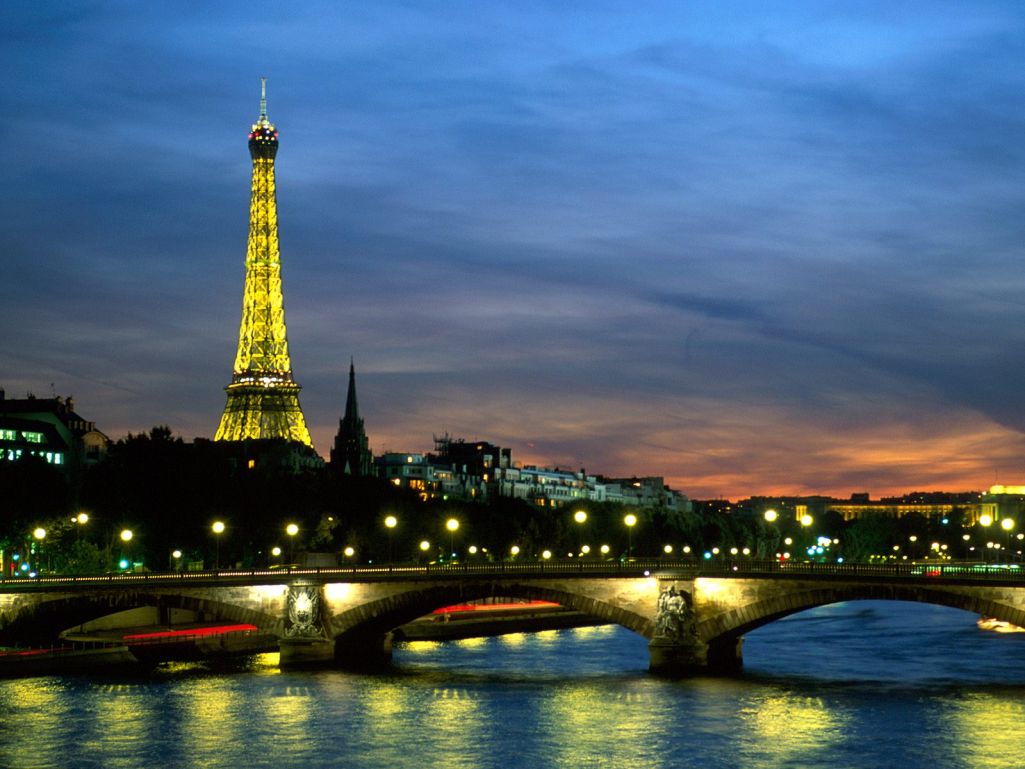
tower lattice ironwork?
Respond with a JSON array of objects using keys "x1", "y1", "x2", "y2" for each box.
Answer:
[{"x1": 215, "y1": 78, "x2": 313, "y2": 446}]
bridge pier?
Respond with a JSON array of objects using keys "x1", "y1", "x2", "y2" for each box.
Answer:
[
  {"x1": 278, "y1": 638, "x2": 336, "y2": 667},
  {"x1": 278, "y1": 582, "x2": 334, "y2": 668},
  {"x1": 648, "y1": 580, "x2": 745, "y2": 676},
  {"x1": 648, "y1": 632, "x2": 743, "y2": 676}
]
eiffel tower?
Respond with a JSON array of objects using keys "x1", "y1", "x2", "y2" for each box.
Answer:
[{"x1": 214, "y1": 78, "x2": 313, "y2": 447}]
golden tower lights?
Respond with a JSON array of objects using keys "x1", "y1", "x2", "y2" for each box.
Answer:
[{"x1": 215, "y1": 78, "x2": 313, "y2": 446}]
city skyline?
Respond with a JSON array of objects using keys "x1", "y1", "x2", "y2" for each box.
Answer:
[{"x1": 3, "y1": 2, "x2": 1025, "y2": 498}]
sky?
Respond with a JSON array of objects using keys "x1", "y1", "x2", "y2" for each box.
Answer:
[{"x1": 3, "y1": 1, "x2": 1025, "y2": 499}]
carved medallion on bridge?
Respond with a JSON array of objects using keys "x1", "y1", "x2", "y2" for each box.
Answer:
[
  {"x1": 285, "y1": 584, "x2": 323, "y2": 639},
  {"x1": 653, "y1": 583, "x2": 695, "y2": 643}
]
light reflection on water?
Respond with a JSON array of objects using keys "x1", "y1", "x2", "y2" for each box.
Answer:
[{"x1": 2, "y1": 602, "x2": 1025, "y2": 769}]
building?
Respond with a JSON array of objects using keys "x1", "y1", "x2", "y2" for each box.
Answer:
[
  {"x1": 493, "y1": 465, "x2": 689, "y2": 511},
  {"x1": 330, "y1": 361, "x2": 373, "y2": 476},
  {"x1": 374, "y1": 452, "x2": 489, "y2": 501},
  {"x1": 214, "y1": 78, "x2": 313, "y2": 448},
  {"x1": 740, "y1": 492, "x2": 983, "y2": 523},
  {"x1": 0, "y1": 392, "x2": 108, "y2": 474},
  {"x1": 978, "y1": 485, "x2": 1025, "y2": 526}
]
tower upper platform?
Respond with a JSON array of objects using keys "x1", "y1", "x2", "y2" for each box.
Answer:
[{"x1": 248, "y1": 76, "x2": 278, "y2": 159}]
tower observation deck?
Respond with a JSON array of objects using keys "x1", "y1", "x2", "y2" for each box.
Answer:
[{"x1": 214, "y1": 78, "x2": 313, "y2": 447}]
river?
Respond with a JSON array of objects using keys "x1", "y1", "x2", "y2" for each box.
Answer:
[{"x1": 1, "y1": 600, "x2": 1024, "y2": 768}]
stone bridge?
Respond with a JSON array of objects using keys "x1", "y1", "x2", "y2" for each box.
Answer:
[{"x1": 2, "y1": 561, "x2": 1024, "y2": 674}]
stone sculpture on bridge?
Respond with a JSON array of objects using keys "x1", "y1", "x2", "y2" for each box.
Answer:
[
  {"x1": 285, "y1": 584, "x2": 322, "y2": 639},
  {"x1": 653, "y1": 583, "x2": 694, "y2": 643}
]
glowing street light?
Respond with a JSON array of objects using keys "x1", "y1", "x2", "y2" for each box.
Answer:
[
  {"x1": 573, "y1": 510, "x2": 589, "y2": 554},
  {"x1": 663, "y1": 544, "x2": 673, "y2": 556},
  {"x1": 542, "y1": 550, "x2": 552, "y2": 560},
  {"x1": 32, "y1": 527, "x2": 46, "y2": 573},
  {"x1": 624, "y1": 514, "x2": 637, "y2": 557},
  {"x1": 600, "y1": 544, "x2": 610, "y2": 557},
  {"x1": 800, "y1": 514, "x2": 814, "y2": 527},
  {"x1": 763, "y1": 509, "x2": 778, "y2": 523},
  {"x1": 286, "y1": 523, "x2": 299, "y2": 563},
  {"x1": 211, "y1": 520, "x2": 226, "y2": 570},
  {"x1": 343, "y1": 546, "x2": 355, "y2": 559},
  {"x1": 445, "y1": 518, "x2": 460, "y2": 559},
  {"x1": 120, "y1": 529, "x2": 134, "y2": 572},
  {"x1": 1001, "y1": 518, "x2": 1016, "y2": 554},
  {"x1": 510, "y1": 545, "x2": 521, "y2": 559},
  {"x1": 419, "y1": 540, "x2": 431, "y2": 563},
  {"x1": 385, "y1": 515, "x2": 398, "y2": 562},
  {"x1": 75, "y1": 512, "x2": 89, "y2": 525},
  {"x1": 979, "y1": 513, "x2": 993, "y2": 527}
]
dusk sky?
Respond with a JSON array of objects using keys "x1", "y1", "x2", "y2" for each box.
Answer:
[{"x1": 3, "y1": 2, "x2": 1025, "y2": 499}]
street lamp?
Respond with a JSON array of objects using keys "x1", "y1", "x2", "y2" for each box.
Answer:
[
  {"x1": 763, "y1": 509, "x2": 778, "y2": 523},
  {"x1": 384, "y1": 515, "x2": 398, "y2": 562},
  {"x1": 286, "y1": 523, "x2": 299, "y2": 564},
  {"x1": 172, "y1": 549, "x2": 183, "y2": 571},
  {"x1": 32, "y1": 528, "x2": 46, "y2": 573},
  {"x1": 445, "y1": 518, "x2": 459, "y2": 560},
  {"x1": 211, "y1": 520, "x2": 225, "y2": 570},
  {"x1": 624, "y1": 514, "x2": 637, "y2": 558},
  {"x1": 419, "y1": 540, "x2": 431, "y2": 563},
  {"x1": 510, "y1": 545, "x2": 520, "y2": 559},
  {"x1": 1001, "y1": 518, "x2": 1015, "y2": 556},
  {"x1": 343, "y1": 546, "x2": 355, "y2": 560},
  {"x1": 120, "y1": 529, "x2": 133, "y2": 572},
  {"x1": 572, "y1": 510, "x2": 589, "y2": 555}
]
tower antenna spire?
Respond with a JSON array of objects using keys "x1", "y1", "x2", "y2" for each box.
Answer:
[{"x1": 259, "y1": 76, "x2": 268, "y2": 121}]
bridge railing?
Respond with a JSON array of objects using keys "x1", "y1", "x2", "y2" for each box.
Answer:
[{"x1": 1, "y1": 559, "x2": 1023, "y2": 590}]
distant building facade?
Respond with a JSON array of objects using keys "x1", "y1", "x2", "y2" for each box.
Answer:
[
  {"x1": 740, "y1": 492, "x2": 984, "y2": 523},
  {"x1": 493, "y1": 465, "x2": 689, "y2": 511},
  {"x1": 375, "y1": 432, "x2": 689, "y2": 511},
  {"x1": 0, "y1": 392, "x2": 109, "y2": 474}
]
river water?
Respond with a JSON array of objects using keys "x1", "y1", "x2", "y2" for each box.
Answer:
[{"x1": 2, "y1": 601, "x2": 1024, "y2": 769}]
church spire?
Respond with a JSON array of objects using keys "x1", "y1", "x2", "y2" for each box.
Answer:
[
  {"x1": 331, "y1": 359, "x2": 372, "y2": 476},
  {"x1": 343, "y1": 358, "x2": 359, "y2": 425}
]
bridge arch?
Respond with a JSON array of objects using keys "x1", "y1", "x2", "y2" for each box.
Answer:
[
  {"x1": 0, "y1": 589, "x2": 283, "y2": 644},
  {"x1": 695, "y1": 581, "x2": 1025, "y2": 646},
  {"x1": 327, "y1": 579, "x2": 654, "y2": 645}
]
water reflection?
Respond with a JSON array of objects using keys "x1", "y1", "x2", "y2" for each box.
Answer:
[
  {"x1": 942, "y1": 694, "x2": 1025, "y2": 769},
  {"x1": 541, "y1": 681, "x2": 669, "y2": 769},
  {"x1": 740, "y1": 692, "x2": 845, "y2": 768}
]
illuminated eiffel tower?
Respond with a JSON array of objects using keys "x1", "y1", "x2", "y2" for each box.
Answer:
[{"x1": 214, "y1": 78, "x2": 313, "y2": 447}]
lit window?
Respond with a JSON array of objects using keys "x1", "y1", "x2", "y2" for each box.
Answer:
[
  {"x1": 22, "y1": 431, "x2": 45, "y2": 444},
  {"x1": 0, "y1": 429, "x2": 16, "y2": 441}
]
